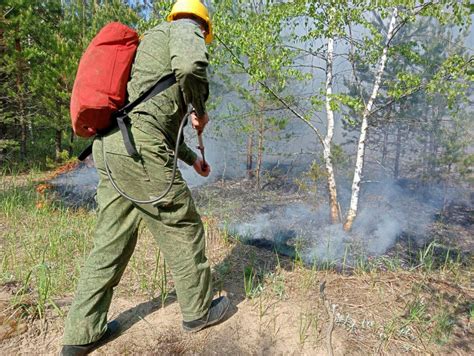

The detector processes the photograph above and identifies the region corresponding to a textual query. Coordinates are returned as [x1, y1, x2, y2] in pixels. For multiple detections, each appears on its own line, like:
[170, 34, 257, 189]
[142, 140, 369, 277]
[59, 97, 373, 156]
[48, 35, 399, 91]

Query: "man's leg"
[139, 189, 212, 322]
[63, 137, 142, 345]
[130, 126, 213, 322]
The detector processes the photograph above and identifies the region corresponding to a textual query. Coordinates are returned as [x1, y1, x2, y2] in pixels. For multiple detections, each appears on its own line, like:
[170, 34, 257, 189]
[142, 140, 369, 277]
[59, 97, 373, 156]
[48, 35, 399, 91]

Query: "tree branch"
[347, 22, 367, 108]
[216, 34, 325, 146]
[369, 56, 473, 117]
[280, 44, 326, 60]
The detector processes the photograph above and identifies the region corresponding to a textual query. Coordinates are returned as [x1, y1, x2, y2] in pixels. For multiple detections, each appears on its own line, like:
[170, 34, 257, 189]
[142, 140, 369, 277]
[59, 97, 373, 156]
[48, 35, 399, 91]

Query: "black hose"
[102, 113, 189, 205]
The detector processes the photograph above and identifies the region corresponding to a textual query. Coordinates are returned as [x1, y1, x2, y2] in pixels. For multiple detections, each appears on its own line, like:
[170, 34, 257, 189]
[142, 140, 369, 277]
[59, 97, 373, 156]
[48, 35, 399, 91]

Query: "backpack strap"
[118, 73, 177, 117]
[78, 73, 177, 161]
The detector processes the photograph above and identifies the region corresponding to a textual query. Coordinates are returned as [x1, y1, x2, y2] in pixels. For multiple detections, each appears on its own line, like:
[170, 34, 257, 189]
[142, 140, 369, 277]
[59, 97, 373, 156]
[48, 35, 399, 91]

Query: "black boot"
[60, 320, 120, 356]
[182, 296, 230, 333]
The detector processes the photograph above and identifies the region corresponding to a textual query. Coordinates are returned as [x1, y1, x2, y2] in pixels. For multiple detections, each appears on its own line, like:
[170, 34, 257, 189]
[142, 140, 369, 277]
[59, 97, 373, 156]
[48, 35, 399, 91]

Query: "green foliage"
[0, 0, 471, 199]
[0, 0, 143, 166]
[243, 265, 263, 299]
[341, 8, 472, 184]
[0, 139, 19, 151]
[387, 72, 422, 99]
[209, 0, 306, 181]
[0, 175, 96, 315]
[336, 94, 364, 115]
[426, 54, 472, 109]
[295, 160, 326, 196]
[431, 310, 455, 345]
[330, 144, 350, 168]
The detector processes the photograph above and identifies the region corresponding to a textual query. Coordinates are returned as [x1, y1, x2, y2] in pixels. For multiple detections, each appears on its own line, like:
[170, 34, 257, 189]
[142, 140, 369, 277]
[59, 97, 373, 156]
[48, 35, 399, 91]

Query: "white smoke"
[229, 180, 450, 266]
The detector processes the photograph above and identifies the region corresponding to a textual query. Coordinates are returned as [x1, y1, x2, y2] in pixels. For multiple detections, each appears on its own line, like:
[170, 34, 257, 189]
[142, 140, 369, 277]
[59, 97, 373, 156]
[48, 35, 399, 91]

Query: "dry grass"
[0, 171, 473, 354]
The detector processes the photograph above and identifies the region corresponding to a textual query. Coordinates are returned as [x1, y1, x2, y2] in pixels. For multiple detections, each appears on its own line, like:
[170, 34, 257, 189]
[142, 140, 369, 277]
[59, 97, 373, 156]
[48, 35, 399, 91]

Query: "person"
[61, 1, 229, 355]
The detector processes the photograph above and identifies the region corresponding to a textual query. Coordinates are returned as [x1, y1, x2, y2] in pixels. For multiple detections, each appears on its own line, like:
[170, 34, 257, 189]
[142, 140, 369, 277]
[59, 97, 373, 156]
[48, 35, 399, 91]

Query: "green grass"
[405, 298, 428, 323]
[0, 172, 220, 322]
[243, 265, 264, 299]
[298, 310, 312, 345]
[431, 310, 455, 345]
[1, 170, 180, 319]
[1, 175, 96, 317]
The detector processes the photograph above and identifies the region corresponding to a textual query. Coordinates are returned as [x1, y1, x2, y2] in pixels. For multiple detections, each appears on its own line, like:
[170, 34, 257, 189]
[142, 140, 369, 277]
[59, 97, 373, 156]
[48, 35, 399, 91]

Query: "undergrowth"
[0, 172, 177, 320]
[1, 174, 95, 318]
[0, 171, 472, 354]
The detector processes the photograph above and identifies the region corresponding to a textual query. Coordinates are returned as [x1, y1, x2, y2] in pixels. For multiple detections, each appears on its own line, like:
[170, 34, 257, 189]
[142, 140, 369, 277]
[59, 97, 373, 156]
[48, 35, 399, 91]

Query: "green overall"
[63, 19, 212, 345]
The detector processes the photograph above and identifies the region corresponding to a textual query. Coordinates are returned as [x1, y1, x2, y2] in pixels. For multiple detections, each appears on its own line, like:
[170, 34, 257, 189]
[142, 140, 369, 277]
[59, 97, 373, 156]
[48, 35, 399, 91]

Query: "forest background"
[0, 2, 473, 353]
[1, 0, 473, 230]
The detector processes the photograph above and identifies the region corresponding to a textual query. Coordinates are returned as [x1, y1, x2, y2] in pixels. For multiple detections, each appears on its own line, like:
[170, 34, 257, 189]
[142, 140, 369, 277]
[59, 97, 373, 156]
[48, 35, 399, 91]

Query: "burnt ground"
[192, 178, 474, 270]
[48, 160, 474, 267]
[1, 171, 473, 354]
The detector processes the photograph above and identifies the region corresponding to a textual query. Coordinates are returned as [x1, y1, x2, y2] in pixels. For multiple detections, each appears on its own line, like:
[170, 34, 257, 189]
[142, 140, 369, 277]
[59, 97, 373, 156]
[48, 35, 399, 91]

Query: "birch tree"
[323, 35, 340, 223]
[212, 0, 472, 231]
[290, 1, 471, 230]
[342, 8, 398, 231]
[345, 6, 471, 229]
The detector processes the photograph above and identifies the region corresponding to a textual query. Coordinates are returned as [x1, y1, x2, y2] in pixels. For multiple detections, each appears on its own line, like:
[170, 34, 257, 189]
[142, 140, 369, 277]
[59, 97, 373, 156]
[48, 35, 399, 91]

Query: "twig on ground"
[320, 281, 336, 356]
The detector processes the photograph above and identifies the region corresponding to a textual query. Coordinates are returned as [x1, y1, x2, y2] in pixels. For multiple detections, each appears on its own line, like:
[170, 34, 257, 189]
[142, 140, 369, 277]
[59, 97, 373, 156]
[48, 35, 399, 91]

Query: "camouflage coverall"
[63, 19, 212, 345]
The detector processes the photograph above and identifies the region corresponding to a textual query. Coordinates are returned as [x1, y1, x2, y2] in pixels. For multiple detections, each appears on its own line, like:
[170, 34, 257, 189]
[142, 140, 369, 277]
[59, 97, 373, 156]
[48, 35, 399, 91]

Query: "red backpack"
[71, 22, 176, 159]
[70, 22, 138, 137]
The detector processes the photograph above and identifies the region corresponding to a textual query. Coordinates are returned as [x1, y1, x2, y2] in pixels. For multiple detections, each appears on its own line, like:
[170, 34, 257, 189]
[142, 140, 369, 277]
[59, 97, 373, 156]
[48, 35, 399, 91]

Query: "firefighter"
[61, 1, 229, 354]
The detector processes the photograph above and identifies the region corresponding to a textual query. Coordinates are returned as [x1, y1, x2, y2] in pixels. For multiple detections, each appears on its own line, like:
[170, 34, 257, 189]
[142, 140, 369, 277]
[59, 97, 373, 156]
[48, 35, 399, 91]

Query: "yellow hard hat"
[167, 0, 213, 44]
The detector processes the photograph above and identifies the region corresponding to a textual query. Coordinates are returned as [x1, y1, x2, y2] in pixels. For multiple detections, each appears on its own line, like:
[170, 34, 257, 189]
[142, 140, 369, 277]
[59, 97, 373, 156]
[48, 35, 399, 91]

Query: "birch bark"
[323, 36, 340, 223]
[255, 115, 264, 190]
[343, 8, 398, 231]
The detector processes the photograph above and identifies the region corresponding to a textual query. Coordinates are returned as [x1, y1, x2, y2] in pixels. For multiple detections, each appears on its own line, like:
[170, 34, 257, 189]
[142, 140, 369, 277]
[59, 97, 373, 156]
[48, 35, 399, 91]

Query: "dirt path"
[0, 240, 346, 355]
[1, 293, 341, 355]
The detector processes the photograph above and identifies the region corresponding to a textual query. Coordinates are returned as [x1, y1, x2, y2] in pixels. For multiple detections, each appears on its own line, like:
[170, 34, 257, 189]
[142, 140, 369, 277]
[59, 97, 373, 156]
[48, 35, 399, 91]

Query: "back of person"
[60, 3, 230, 355]
[127, 20, 209, 146]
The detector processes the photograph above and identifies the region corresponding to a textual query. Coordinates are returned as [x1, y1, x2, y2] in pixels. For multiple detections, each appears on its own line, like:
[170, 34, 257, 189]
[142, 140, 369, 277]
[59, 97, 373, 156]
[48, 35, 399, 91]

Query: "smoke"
[50, 159, 98, 209]
[229, 179, 458, 266]
[50, 102, 470, 266]
[180, 135, 235, 187]
[51, 140, 470, 267]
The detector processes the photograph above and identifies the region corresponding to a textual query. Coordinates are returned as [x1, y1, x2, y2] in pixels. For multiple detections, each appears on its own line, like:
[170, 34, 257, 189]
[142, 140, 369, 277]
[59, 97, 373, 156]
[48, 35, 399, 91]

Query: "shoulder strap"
[78, 73, 177, 161]
[118, 73, 177, 117]
[117, 73, 177, 158]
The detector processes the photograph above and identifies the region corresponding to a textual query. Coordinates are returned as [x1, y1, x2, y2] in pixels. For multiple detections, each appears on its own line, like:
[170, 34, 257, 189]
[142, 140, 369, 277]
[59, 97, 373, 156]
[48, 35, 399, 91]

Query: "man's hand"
[193, 158, 211, 177]
[191, 111, 209, 134]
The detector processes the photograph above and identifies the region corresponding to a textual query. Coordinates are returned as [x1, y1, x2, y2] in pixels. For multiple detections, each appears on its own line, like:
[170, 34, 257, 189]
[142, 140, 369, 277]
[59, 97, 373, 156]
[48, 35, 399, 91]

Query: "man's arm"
[170, 20, 209, 117]
[178, 141, 197, 166]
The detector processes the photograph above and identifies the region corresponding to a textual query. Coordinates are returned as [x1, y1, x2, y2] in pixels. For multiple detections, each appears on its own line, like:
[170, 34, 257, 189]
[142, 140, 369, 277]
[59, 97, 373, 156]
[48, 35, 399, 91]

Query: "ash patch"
[436, 201, 474, 227]
[229, 203, 318, 258]
[228, 200, 411, 266]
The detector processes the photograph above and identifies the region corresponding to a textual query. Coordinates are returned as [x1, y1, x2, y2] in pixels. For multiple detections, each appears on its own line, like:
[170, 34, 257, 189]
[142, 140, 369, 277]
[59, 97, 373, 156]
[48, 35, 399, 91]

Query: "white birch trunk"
[323, 36, 340, 223]
[344, 8, 398, 231]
